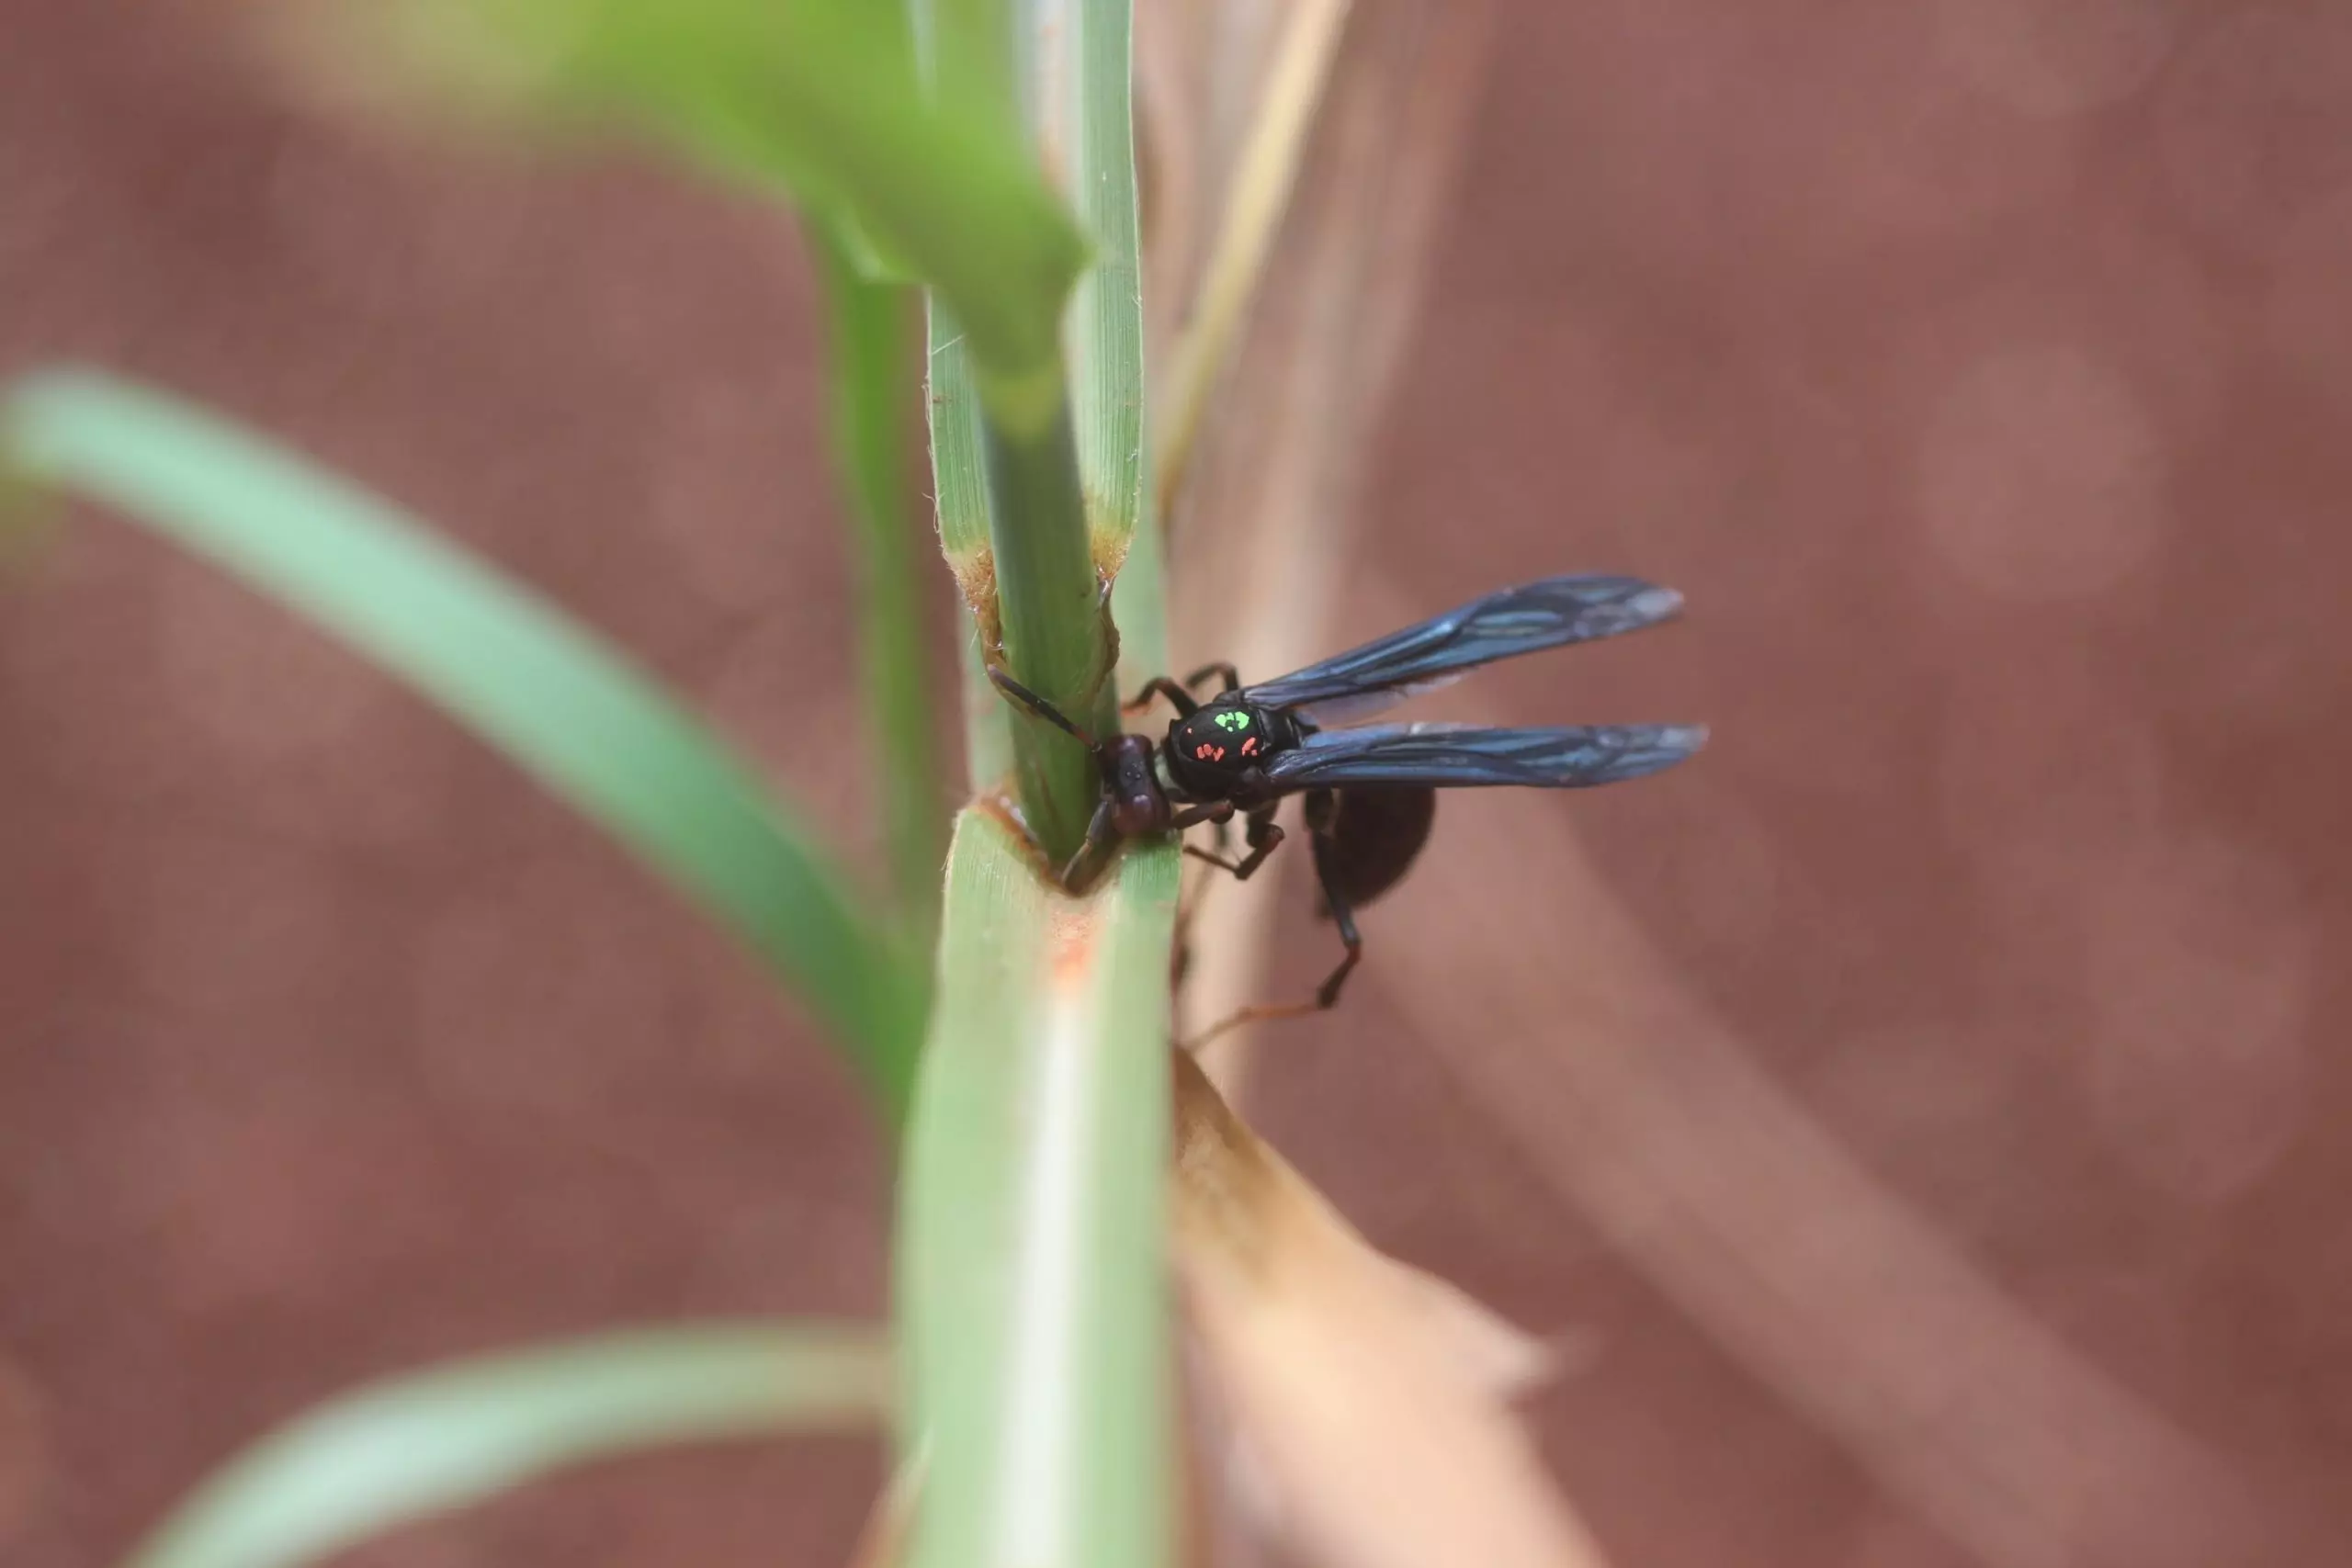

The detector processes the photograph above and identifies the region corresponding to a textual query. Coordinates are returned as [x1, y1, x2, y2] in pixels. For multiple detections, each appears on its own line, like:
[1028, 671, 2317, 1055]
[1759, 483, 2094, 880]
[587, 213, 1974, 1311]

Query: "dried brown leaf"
[1171, 1051, 1611, 1568]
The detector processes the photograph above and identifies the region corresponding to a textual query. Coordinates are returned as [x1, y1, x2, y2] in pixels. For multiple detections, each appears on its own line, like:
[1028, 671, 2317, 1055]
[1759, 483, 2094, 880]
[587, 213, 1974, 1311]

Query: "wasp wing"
[1237, 574, 1683, 724]
[1258, 721, 1707, 791]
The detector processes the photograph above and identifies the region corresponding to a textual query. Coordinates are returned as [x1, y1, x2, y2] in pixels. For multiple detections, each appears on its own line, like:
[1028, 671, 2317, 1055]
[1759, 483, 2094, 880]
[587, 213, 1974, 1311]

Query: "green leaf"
[2, 368, 921, 1108]
[362, 0, 1087, 382]
[122, 1324, 891, 1568]
[898, 809, 1177, 1568]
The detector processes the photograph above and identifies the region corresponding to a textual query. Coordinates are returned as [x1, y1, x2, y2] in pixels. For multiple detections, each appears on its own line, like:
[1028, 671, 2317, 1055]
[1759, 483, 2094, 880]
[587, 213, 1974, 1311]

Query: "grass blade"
[898, 808, 1178, 1568]
[122, 1324, 891, 1568]
[1036, 0, 1165, 684]
[2, 367, 921, 1105]
[1044, 0, 1146, 564]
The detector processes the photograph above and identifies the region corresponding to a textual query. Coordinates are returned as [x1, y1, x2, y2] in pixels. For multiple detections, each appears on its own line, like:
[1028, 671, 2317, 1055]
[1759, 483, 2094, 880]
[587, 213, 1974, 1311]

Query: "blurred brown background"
[5, 2, 2349, 1565]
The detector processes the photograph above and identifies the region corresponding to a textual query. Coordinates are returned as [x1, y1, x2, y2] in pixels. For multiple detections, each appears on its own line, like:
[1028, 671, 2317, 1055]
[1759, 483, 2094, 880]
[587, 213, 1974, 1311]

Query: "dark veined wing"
[1236, 574, 1683, 724]
[1258, 721, 1707, 792]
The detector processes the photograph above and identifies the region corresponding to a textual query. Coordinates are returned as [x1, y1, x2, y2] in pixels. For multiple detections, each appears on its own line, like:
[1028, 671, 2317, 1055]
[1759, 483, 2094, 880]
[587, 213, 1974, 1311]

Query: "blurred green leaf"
[2, 368, 921, 1107]
[123, 1324, 890, 1568]
[359, 0, 1086, 383]
[898, 808, 1177, 1568]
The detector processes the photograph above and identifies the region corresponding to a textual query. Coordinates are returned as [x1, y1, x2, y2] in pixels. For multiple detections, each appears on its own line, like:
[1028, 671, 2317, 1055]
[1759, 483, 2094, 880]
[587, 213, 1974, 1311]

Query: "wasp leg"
[1182, 660, 1241, 695]
[1305, 826, 1363, 1007]
[1177, 808, 1231, 872]
[1204, 811, 1234, 858]
[1180, 803, 1283, 879]
[1123, 660, 1243, 715]
[1181, 816, 1360, 1052]
[1166, 799, 1237, 833]
[1227, 804, 1285, 880]
[1056, 795, 1123, 894]
[1170, 847, 1216, 994]
[1125, 676, 1202, 717]
[987, 665, 1098, 746]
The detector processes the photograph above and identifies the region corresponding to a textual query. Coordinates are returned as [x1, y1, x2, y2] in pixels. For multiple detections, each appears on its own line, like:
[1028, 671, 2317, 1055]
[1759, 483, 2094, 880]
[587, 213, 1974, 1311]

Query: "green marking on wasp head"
[1213, 710, 1250, 732]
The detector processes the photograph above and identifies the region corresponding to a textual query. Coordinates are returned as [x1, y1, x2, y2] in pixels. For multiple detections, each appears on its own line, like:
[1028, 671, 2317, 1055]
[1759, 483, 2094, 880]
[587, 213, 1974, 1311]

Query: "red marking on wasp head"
[1240, 736, 1259, 756]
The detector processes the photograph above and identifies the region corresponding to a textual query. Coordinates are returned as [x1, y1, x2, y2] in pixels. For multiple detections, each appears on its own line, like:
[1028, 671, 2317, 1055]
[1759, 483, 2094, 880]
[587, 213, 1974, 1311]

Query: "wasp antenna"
[985, 665, 1099, 747]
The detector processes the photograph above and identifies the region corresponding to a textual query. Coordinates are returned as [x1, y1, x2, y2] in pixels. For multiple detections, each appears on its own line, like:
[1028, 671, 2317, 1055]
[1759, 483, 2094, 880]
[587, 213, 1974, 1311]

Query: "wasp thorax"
[1170, 700, 1278, 777]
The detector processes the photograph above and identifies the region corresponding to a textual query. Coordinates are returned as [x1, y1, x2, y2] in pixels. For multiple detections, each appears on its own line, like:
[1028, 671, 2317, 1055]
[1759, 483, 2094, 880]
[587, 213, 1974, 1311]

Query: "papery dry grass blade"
[1159, 0, 1494, 1077]
[1152, 0, 1353, 525]
[1134, 0, 1207, 358]
[844, 1455, 922, 1568]
[1346, 577, 2277, 1568]
[1171, 1050, 1611, 1568]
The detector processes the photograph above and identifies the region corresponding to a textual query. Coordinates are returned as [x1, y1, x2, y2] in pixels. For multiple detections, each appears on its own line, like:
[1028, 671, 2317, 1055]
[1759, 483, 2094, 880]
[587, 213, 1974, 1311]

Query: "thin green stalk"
[977, 395, 1104, 855]
[915, 0, 1108, 862]
[930, 304, 1105, 862]
[901, 4, 1173, 1566]
[815, 232, 944, 945]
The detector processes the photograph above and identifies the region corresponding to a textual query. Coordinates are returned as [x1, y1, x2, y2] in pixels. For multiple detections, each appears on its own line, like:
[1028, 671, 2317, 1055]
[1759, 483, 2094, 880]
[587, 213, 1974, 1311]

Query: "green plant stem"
[928, 310, 1102, 859]
[815, 232, 944, 945]
[978, 392, 1105, 855]
[899, 809, 1176, 1568]
[902, 5, 1174, 1566]
[910, 0, 1110, 863]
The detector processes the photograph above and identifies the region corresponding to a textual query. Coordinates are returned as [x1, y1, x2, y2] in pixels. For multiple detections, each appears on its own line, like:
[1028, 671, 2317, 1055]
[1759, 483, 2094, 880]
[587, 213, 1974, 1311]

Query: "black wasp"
[989, 573, 1703, 1032]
